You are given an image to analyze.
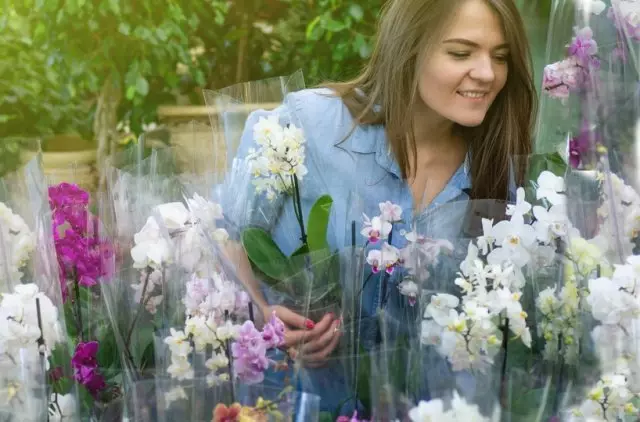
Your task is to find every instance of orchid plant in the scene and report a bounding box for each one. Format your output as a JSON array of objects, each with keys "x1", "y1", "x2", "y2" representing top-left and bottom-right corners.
[
  {"x1": 128, "y1": 193, "x2": 288, "y2": 408},
  {"x1": 47, "y1": 182, "x2": 124, "y2": 417},
  {"x1": 542, "y1": 0, "x2": 639, "y2": 169},
  {"x1": 417, "y1": 169, "x2": 603, "y2": 418},
  {"x1": 361, "y1": 201, "x2": 453, "y2": 308},
  {"x1": 0, "y1": 199, "x2": 77, "y2": 421},
  {"x1": 240, "y1": 115, "x2": 342, "y2": 317}
]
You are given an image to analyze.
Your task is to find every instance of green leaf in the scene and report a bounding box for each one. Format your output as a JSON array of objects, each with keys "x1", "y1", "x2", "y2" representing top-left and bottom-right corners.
[
  {"x1": 290, "y1": 244, "x2": 309, "y2": 257},
  {"x1": 544, "y1": 152, "x2": 568, "y2": 176},
  {"x1": 108, "y1": 0, "x2": 121, "y2": 15},
  {"x1": 132, "y1": 323, "x2": 155, "y2": 369},
  {"x1": 306, "y1": 16, "x2": 323, "y2": 41},
  {"x1": 136, "y1": 76, "x2": 149, "y2": 96},
  {"x1": 63, "y1": 303, "x2": 78, "y2": 338},
  {"x1": 319, "y1": 412, "x2": 334, "y2": 422},
  {"x1": 125, "y1": 85, "x2": 136, "y2": 100},
  {"x1": 96, "y1": 328, "x2": 121, "y2": 378},
  {"x1": 348, "y1": 4, "x2": 364, "y2": 21},
  {"x1": 242, "y1": 227, "x2": 292, "y2": 283},
  {"x1": 118, "y1": 22, "x2": 131, "y2": 36},
  {"x1": 324, "y1": 18, "x2": 346, "y2": 32},
  {"x1": 306, "y1": 194, "x2": 333, "y2": 253}
]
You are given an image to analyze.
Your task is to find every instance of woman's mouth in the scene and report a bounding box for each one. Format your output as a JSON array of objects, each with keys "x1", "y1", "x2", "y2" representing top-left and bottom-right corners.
[{"x1": 457, "y1": 91, "x2": 488, "y2": 101}]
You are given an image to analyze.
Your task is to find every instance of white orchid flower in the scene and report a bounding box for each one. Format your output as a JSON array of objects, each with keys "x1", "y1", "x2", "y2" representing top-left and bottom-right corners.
[{"x1": 536, "y1": 171, "x2": 566, "y2": 205}]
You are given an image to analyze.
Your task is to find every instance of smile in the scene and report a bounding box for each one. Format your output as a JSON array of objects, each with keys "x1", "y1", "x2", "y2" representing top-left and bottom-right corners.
[{"x1": 457, "y1": 91, "x2": 488, "y2": 99}]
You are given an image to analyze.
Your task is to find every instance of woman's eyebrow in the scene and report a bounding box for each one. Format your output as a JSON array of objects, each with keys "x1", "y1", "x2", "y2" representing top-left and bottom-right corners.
[{"x1": 442, "y1": 38, "x2": 510, "y2": 50}]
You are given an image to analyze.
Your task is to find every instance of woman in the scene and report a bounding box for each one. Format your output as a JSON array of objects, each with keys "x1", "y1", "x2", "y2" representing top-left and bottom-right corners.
[{"x1": 228, "y1": 0, "x2": 536, "y2": 413}]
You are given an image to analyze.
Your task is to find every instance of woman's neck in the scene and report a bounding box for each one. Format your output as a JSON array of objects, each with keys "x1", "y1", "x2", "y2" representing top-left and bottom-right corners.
[{"x1": 411, "y1": 107, "x2": 466, "y2": 169}]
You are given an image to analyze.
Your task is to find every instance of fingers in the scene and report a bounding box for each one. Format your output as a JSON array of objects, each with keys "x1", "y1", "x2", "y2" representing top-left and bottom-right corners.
[
  {"x1": 301, "y1": 318, "x2": 340, "y2": 354},
  {"x1": 283, "y1": 313, "x2": 334, "y2": 347},
  {"x1": 301, "y1": 322, "x2": 342, "y2": 365},
  {"x1": 272, "y1": 305, "x2": 314, "y2": 331}
]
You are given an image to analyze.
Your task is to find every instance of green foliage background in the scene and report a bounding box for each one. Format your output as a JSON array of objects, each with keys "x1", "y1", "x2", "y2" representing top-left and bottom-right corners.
[{"x1": 0, "y1": 0, "x2": 554, "y2": 142}]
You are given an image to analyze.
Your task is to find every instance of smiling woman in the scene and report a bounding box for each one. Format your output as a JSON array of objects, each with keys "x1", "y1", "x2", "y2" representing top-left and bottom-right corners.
[
  {"x1": 228, "y1": 0, "x2": 537, "y2": 415},
  {"x1": 327, "y1": 0, "x2": 536, "y2": 202}
]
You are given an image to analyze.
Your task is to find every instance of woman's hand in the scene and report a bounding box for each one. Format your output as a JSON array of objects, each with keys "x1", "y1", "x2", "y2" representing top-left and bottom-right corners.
[{"x1": 264, "y1": 305, "x2": 341, "y2": 368}]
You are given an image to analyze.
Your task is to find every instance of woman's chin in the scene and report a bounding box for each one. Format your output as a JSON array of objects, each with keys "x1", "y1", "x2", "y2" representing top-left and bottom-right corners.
[{"x1": 453, "y1": 113, "x2": 488, "y2": 128}]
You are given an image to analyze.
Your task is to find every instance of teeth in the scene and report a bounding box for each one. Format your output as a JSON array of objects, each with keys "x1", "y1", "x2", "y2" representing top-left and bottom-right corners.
[{"x1": 459, "y1": 91, "x2": 486, "y2": 98}]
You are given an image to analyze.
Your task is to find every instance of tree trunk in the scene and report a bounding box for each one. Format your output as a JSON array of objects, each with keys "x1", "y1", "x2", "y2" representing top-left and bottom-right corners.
[
  {"x1": 94, "y1": 74, "x2": 121, "y2": 192},
  {"x1": 235, "y1": 7, "x2": 252, "y2": 83}
]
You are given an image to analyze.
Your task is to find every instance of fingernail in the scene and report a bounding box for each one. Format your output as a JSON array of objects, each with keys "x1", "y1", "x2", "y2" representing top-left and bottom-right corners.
[
  {"x1": 304, "y1": 319, "x2": 315, "y2": 330},
  {"x1": 327, "y1": 312, "x2": 335, "y2": 319}
]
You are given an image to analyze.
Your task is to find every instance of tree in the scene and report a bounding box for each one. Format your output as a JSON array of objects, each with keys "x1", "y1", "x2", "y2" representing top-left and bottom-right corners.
[{"x1": 14, "y1": 0, "x2": 202, "y2": 180}]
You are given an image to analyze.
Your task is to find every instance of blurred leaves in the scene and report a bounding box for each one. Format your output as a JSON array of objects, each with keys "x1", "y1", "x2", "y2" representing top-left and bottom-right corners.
[
  {"x1": 1, "y1": 0, "x2": 552, "y2": 139},
  {"x1": 0, "y1": 10, "x2": 92, "y2": 138}
]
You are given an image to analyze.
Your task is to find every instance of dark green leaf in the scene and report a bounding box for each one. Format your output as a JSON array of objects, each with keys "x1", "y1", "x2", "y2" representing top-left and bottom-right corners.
[
  {"x1": 307, "y1": 194, "x2": 333, "y2": 253},
  {"x1": 242, "y1": 227, "x2": 292, "y2": 282},
  {"x1": 319, "y1": 412, "x2": 334, "y2": 422},
  {"x1": 291, "y1": 244, "x2": 309, "y2": 257},
  {"x1": 96, "y1": 328, "x2": 121, "y2": 378},
  {"x1": 324, "y1": 18, "x2": 346, "y2": 32},
  {"x1": 63, "y1": 303, "x2": 78, "y2": 338},
  {"x1": 306, "y1": 16, "x2": 323, "y2": 41}
]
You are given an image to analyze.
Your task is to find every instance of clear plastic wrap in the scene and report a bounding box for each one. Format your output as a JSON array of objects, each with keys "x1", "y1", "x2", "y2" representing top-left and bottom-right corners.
[{"x1": 0, "y1": 139, "x2": 78, "y2": 420}]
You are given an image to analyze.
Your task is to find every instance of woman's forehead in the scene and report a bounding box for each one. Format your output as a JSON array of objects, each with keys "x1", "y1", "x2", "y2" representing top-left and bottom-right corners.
[{"x1": 440, "y1": 0, "x2": 507, "y2": 48}]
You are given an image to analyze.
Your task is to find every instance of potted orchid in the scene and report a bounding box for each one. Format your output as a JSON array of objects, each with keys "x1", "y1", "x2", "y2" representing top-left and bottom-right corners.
[
  {"x1": 126, "y1": 193, "x2": 300, "y2": 419},
  {"x1": 0, "y1": 153, "x2": 78, "y2": 421},
  {"x1": 47, "y1": 182, "x2": 123, "y2": 420},
  {"x1": 239, "y1": 114, "x2": 343, "y2": 321}
]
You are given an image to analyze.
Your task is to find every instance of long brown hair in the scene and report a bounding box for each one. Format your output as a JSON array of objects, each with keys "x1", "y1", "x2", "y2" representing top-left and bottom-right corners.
[{"x1": 325, "y1": 0, "x2": 536, "y2": 200}]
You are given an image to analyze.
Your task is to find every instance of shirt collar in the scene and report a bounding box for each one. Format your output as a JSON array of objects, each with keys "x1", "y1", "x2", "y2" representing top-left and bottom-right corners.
[{"x1": 347, "y1": 123, "x2": 471, "y2": 191}]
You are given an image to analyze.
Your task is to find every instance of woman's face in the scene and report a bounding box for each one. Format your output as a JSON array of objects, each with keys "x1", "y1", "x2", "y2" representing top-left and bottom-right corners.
[{"x1": 417, "y1": 0, "x2": 509, "y2": 128}]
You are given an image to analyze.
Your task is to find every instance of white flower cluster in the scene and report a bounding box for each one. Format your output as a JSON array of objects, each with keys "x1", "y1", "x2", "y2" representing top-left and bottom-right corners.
[
  {"x1": 0, "y1": 284, "x2": 64, "y2": 419},
  {"x1": 163, "y1": 312, "x2": 239, "y2": 388},
  {"x1": 130, "y1": 194, "x2": 230, "y2": 314},
  {"x1": 567, "y1": 374, "x2": 638, "y2": 421},
  {"x1": 408, "y1": 391, "x2": 499, "y2": 422},
  {"x1": 421, "y1": 171, "x2": 576, "y2": 371},
  {"x1": 536, "y1": 280, "x2": 582, "y2": 363},
  {"x1": 163, "y1": 248, "x2": 249, "y2": 388},
  {"x1": 595, "y1": 172, "x2": 640, "y2": 258},
  {"x1": 247, "y1": 114, "x2": 308, "y2": 200},
  {"x1": 587, "y1": 255, "x2": 640, "y2": 391},
  {"x1": 0, "y1": 202, "x2": 36, "y2": 285}
]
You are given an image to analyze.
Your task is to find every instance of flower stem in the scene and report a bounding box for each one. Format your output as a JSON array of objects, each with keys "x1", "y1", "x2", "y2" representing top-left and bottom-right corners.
[
  {"x1": 35, "y1": 298, "x2": 45, "y2": 356},
  {"x1": 292, "y1": 175, "x2": 307, "y2": 245},
  {"x1": 499, "y1": 317, "x2": 510, "y2": 412},
  {"x1": 74, "y1": 276, "x2": 84, "y2": 342},
  {"x1": 126, "y1": 269, "x2": 152, "y2": 345},
  {"x1": 224, "y1": 311, "x2": 235, "y2": 403},
  {"x1": 379, "y1": 229, "x2": 394, "y2": 309},
  {"x1": 552, "y1": 334, "x2": 565, "y2": 417},
  {"x1": 123, "y1": 268, "x2": 153, "y2": 377}
]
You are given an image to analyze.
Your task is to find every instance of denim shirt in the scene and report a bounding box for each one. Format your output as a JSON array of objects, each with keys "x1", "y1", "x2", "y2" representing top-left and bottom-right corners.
[
  {"x1": 225, "y1": 88, "x2": 480, "y2": 413},
  {"x1": 228, "y1": 86, "x2": 475, "y2": 332}
]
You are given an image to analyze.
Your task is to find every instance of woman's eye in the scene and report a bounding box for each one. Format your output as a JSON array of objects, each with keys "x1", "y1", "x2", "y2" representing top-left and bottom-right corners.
[
  {"x1": 494, "y1": 55, "x2": 509, "y2": 63},
  {"x1": 448, "y1": 52, "x2": 470, "y2": 59}
]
